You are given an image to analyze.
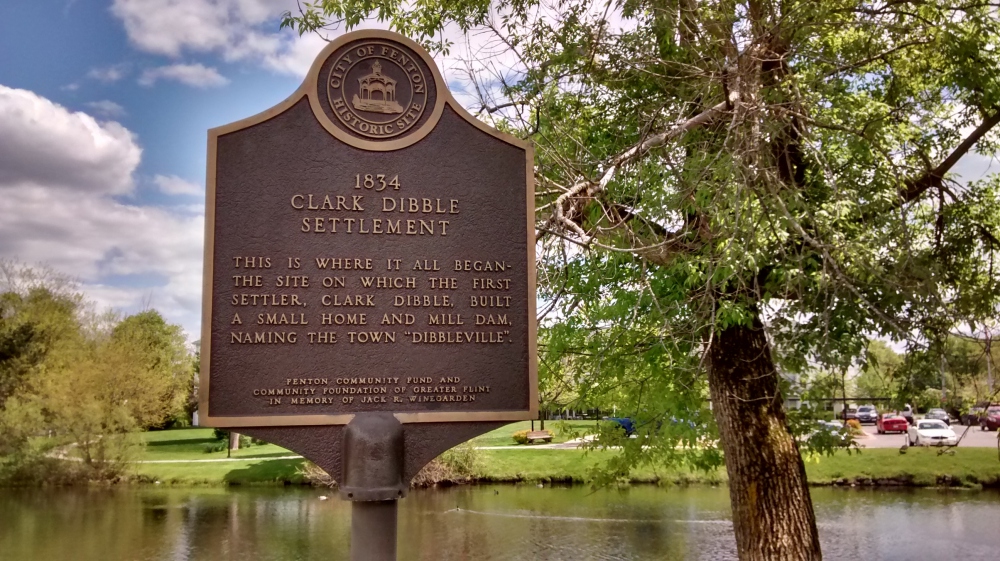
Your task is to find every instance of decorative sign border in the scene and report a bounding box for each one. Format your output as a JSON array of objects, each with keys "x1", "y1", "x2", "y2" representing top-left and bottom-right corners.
[{"x1": 199, "y1": 30, "x2": 537, "y2": 427}]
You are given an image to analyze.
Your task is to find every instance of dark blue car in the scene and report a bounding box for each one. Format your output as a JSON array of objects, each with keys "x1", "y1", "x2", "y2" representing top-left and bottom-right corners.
[
  {"x1": 609, "y1": 416, "x2": 698, "y2": 437},
  {"x1": 609, "y1": 417, "x2": 635, "y2": 436}
]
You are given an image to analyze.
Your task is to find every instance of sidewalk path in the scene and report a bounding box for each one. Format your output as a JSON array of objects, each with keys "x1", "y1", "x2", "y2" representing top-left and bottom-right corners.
[{"x1": 477, "y1": 437, "x2": 592, "y2": 451}]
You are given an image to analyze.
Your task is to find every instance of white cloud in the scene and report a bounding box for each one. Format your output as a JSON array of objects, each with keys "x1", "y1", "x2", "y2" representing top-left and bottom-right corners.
[
  {"x1": 0, "y1": 86, "x2": 204, "y2": 339},
  {"x1": 259, "y1": 32, "x2": 330, "y2": 76},
  {"x1": 108, "y1": 0, "x2": 489, "y2": 84},
  {"x1": 111, "y1": 0, "x2": 328, "y2": 76},
  {"x1": 154, "y1": 174, "x2": 202, "y2": 196},
  {"x1": 85, "y1": 100, "x2": 127, "y2": 118},
  {"x1": 953, "y1": 152, "x2": 1000, "y2": 184},
  {"x1": 87, "y1": 64, "x2": 128, "y2": 83},
  {"x1": 0, "y1": 85, "x2": 141, "y2": 195},
  {"x1": 112, "y1": 0, "x2": 276, "y2": 57},
  {"x1": 139, "y1": 63, "x2": 230, "y2": 88}
]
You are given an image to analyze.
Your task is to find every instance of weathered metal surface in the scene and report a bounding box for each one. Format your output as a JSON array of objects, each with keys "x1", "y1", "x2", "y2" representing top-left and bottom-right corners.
[
  {"x1": 340, "y1": 413, "x2": 407, "y2": 501},
  {"x1": 351, "y1": 501, "x2": 398, "y2": 561},
  {"x1": 200, "y1": 30, "x2": 536, "y2": 428},
  {"x1": 240, "y1": 420, "x2": 507, "y2": 484}
]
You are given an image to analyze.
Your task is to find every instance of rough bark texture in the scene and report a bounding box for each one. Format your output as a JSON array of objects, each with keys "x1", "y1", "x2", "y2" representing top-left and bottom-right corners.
[{"x1": 708, "y1": 317, "x2": 822, "y2": 560}]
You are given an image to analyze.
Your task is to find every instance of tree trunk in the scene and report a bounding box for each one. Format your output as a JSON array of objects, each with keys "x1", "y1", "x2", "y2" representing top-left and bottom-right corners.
[{"x1": 707, "y1": 317, "x2": 822, "y2": 560}]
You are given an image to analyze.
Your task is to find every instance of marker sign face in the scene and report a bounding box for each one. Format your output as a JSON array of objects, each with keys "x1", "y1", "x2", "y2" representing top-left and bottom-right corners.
[{"x1": 200, "y1": 31, "x2": 536, "y2": 427}]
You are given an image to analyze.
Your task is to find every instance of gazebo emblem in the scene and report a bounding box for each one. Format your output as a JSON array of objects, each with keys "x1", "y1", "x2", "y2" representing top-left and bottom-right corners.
[{"x1": 352, "y1": 61, "x2": 405, "y2": 114}]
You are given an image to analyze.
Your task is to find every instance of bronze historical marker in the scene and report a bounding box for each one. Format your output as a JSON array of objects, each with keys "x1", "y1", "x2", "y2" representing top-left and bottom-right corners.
[{"x1": 200, "y1": 31, "x2": 536, "y2": 429}]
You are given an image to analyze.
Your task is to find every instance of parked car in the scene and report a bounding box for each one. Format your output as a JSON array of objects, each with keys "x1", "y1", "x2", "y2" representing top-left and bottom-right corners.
[
  {"x1": 608, "y1": 417, "x2": 677, "y2": 437},
  {"x1": 908, "y1": 419, "x2": 958, "y2": 446},
  {"x1": 980, "y1": 406, "x2": 1000, "y2": 431},
  {"x1": 809, "y1": 421, "x2": 850, "y2": 447},
  {"x1": 877, "y1": 413, "x2": 908, "y2": 434},
  {"x1": 609, "y1": 417, "x2": 635, "y2": 436},
  {"x1": 961, "y1": 406, "x2": 985, "y2": 426},
  {"x1": 856, "y1": 405, "x2": 878, "y2": 424},
  {"x1": 842, "y1": 407, "x2": 858, "y2": 421},
  {"x1": 925, "y1": 408, "x2": 950, "y2": 425}
]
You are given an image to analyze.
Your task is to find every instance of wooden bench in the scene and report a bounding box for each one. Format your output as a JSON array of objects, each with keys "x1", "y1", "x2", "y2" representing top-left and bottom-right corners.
[{"x1": 526, "y1": 430, "x2": 553, "y2": 444}]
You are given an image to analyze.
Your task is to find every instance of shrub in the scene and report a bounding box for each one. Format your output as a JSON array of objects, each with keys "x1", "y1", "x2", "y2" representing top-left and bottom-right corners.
[
  {"x1": 202, "y1": 434, "x2": 262, "y2": 452},
  {"x1": 846, "y1": 419, "x2": 864, "y2": 435},
  {"x1": 440, "y1": 442, "x2": 481, "y2": 475},
  {"x1": 412, "y1": 442, "x2": 483, "y2": 486},
  {"x1": 512, "y1": 430, "x2": 530, "y2": 445},
  {"x1": 203, "y1": 442, "x2": 227, "y2": 453},
  {"x1": 297, "y1": 461, "x2": 336, "y2": 487},
  {"x1": 210, "y1": 430, "x2": 263, "y2": 448}
]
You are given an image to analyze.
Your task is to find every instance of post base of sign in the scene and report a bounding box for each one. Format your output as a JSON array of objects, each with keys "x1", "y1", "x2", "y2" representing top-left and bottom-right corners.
[
  {"x1": 351, "y1": 501, "x2": 398, "y2": 561},
  {"x1": 341, "y1": 413, "x2": 406, "y2": 560}
]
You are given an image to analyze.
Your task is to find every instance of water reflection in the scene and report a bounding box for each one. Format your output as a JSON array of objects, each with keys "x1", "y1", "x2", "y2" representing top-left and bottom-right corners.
[{"x1": 1, "y1": 485, "x2": 999, "y2": 560}]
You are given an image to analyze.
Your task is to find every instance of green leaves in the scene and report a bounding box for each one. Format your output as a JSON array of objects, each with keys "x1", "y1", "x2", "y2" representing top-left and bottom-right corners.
[
  {"x1": 285, "y1": 0, "x2": 1000, "y2": 483},
  {"x1": 0, "y1": 262, "x2": 194, "y2": 482}
]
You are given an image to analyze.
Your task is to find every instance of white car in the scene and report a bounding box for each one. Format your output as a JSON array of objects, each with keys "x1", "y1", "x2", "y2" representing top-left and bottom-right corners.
[{"x1": 907, "y1": 419, "x2": 958, "y2": 446}]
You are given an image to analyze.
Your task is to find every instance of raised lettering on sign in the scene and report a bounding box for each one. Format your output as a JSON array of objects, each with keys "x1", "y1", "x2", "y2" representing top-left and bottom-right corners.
[{"x1": 202, "y1": 30, "x2": 533, "y2": 426}]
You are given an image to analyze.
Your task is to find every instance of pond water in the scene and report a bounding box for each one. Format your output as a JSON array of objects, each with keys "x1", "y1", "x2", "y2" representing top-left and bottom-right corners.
[{"x1": 2, "y1": 484, "x2": 999, "y2": 560}]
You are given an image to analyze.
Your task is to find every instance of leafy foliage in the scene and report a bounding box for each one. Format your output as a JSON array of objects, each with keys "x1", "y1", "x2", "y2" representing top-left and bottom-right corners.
[
  {"x1": 284, "y1": 2, "x2": 1000, "y2": 553},
  {"x1": 0, "y1": 260, "x2": 193, "y2": 483},
  {"x1": 288, "y1": 0, "x2": 999, "y2": 456}
]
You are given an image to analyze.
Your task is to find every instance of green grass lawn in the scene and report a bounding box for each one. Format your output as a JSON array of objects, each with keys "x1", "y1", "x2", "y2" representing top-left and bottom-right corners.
[
  {"x1": 474, "y1": 449, "x2": 722, "y2": 484},
  {"x1": 134, "y1": 458, "x2": 307, "y2": 485},
  {"x1": 803, "y1": 447, "x2": 1000, "y2": 486},
  {"x1": 475, "y1": 447, "x2": 1000, "y2": 487},
  {"x1": 139, "y1": 421, "x2": 598, "y2": 462},
  {"x1": 140, "y1": 428, "x2": 294, "y2": 461},
  {"x1": 134, "y1": 428, "x2": 304, "y2": 485},
  {"x1": 131, "y1": 428, "x2": 1000, "y2": 488}
]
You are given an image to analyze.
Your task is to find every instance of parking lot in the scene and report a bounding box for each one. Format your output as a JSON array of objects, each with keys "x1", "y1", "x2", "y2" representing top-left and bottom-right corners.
[{"x1": 855, "y1": 422, "x2": 1000, "y2": 448}]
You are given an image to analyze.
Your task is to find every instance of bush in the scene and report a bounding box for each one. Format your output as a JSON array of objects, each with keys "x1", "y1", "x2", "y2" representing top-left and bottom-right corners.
[
  {"x1": 203, "y1": 442, "x2": 227, "y2": 453},
  {"x1": 210, "y1": 430, "x2": 263, "y2": 448},
  {"x1": 202, "y1": 434, "x2": 263, "y2": 452},
  {"x1": 297, "y1": 461, "x2": 336, "y2": 487},
  {"x1": 412, "y1": 442, "x2": 483, "y2": 486},
  {"x1": 845, "y1": 419, "x2": 864, "y2": 435},
  {"x1": 512, "y1": 430, "x2": 530, "y2": 445},
  {"x1": 440, "y1": 442, "x2": 482, "y2": 475}
]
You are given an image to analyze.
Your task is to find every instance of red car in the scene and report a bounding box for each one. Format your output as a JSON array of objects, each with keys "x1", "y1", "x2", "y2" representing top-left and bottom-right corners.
[
  {"x1": 877, "y1": 413, "x2": 908, "y2": 434},
  {"x1": 980, "y1": 407, "x2": 1000, "y2": 431}
]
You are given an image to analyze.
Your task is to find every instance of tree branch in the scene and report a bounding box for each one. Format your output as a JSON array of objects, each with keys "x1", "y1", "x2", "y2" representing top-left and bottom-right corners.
[
  {"x1": 900, "y1": 109, "x2": 1000, "y2": 203},
  {"x1": 539, "y1": 100, "x2": 729, "y2": 244}
]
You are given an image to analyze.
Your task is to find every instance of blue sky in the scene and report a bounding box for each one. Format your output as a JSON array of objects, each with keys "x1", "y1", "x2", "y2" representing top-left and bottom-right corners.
[
  {"x1": 0, "y1": 0, "x2": 335, "y2": 339},
  {"x1": 0, "y1": 1, "x2": 997, "y2": 342}
]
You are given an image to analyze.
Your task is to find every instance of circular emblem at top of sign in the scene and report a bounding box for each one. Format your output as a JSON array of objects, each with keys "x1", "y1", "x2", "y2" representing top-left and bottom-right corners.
[{"x1": 321, "y1": 37, "x2": 437, "y2": 146}]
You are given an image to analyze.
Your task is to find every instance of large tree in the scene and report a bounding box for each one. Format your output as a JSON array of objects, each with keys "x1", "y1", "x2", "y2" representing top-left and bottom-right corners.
[{"x1": 287, "y1": 2, "x2": 1000, "y2": 558}]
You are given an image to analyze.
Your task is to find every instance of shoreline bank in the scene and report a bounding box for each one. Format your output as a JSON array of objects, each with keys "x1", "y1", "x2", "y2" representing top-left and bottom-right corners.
[
  {"x1": 119, "y1": 447, "x2": 1000, "y2": 490},
  {"x1": 7, "y1": 427, "x2": 1000, "y2": 490}
]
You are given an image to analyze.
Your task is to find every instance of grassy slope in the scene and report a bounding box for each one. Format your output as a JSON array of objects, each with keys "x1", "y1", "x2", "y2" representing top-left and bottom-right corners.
[
  {"x1": 141, "y1": 429, "x2": 294, "y2": 460},
  {"x1": 135, "y1": 429, "x2": 305, "y2": 485},
  {"x1": 134, "y1": 428, "x2": 1000, "y2": 487},
  {"x1": 803, "y1": 447, "x2": 1000, "y2": 486},
  {"x1": 134, "y1": 458, "x2": 307, "y2": 485}
]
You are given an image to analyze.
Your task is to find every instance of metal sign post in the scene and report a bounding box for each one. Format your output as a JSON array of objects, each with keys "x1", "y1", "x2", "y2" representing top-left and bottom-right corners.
[
  {"x1": 341, "y1": 413, "x2": 405, "y2": 560},
  {"x1": 200, "y1": 29, "x2": 536, "y2": 559}
]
